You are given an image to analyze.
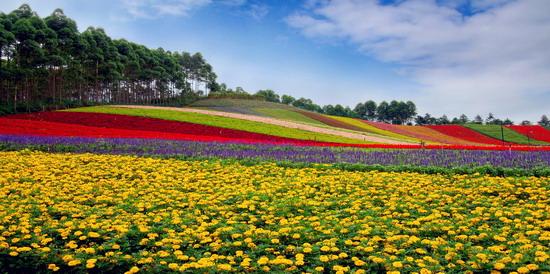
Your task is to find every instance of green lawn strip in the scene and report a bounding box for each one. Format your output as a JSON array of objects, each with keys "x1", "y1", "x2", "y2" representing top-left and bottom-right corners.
[
  {"x1": 190, "y1": 98, "x2": 294, "y2": 110},
  {"x1": 253, "y1": 108, "x2": 328, "y2": 126},
  {"x1": 67, "y1": 106, "x2": 371, "y2": 144},
  {"x1": 464, "y1": 124, "x2": 549, "y2": 145}
]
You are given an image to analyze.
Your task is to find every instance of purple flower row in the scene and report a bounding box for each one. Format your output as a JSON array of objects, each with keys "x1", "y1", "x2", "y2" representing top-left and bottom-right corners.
[{"x1": 1, "y1": 134, "x2": 550, "y2": 169}]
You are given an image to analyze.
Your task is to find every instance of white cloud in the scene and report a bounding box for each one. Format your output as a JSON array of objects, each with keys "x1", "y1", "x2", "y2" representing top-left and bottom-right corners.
[
  {"x1": 248, "y1": 4, "x2": 269, "y2": 20},
  {"x1": 122, "y1": 0, "x2": 211, "y2": 18},
  {"x1": 286, "y1": 0, "x2": 550, "y2": 120}
]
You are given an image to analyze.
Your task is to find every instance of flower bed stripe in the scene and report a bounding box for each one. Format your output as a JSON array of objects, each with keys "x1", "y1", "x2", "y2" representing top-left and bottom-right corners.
[
  {"x1": 506, "y1": 125, "x2": 550, "y2": 142},
  {"x1": 425, "y1": 125, "x2": 511, "y2": 146},
  {"x1": 364, "y1": 121, "x2": 481, "y2": 145}
]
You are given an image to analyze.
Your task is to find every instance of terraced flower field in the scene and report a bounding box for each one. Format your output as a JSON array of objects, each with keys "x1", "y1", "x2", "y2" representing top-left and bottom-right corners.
[
  {"x1": 507, "y1": 125, "x2": 550, "y2": 143},
  {"x1": 365, "y1": 122, "x2": 481, "y2": 145},
  {"x1": 465, "y1": 124, "x2": 549, "y2": 145},
  {"x1": 426, "y1": 125, "x2": 511, "y2": 146},
  {"x1": 1, "y1": 151, "x2": 549, "y2": 273},
  {"x1": 68, "y1": 106, "x2": 368, "y2": 144}
]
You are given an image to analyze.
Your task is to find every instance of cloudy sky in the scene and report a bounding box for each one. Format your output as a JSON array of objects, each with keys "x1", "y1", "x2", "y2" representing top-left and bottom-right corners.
[{"x1": 2, "y1": 0, "x2": 549, "y2": 121}]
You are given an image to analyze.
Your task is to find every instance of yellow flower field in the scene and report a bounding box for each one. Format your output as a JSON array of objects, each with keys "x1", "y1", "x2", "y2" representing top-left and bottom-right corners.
[{"x1": 0, "y1": 151, "x2": 549, "y2": 273}]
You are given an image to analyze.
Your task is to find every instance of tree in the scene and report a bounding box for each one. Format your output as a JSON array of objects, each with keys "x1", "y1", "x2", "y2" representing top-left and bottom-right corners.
[
  {"x1": 521, "y1": 120, "x2": 532, "y2": 125},
  {"x1": 364, "y1": 100, "x2": 377, "y2": 120},
  {"x1": 414, "y1": 115, "x2": 426, "y2": 125},
  {"x1": 255, "y1": 89, "x2": 280, "y2": 103},
  {"x1": 353, "y1": 102, "x2": 366, "y2": 118},
  {"x1": 437, "y1": 115, "x2": 450, "y2": 125},
  {"x1": 486, "y1": 113, "x2": 496, "y2": 124},
  {"x1": 281, "y1": 94, "x2": 295, "y2": 105},
  {"x1": 458, "y1": 114, "x2": 469, "y2": 124},
  {"x1": 376, "y1": 101, "x2": 389, "y2": 122},
  {"x1": 538, "y1": 115, "x2": 549, "y2": 127},
  {"x1": 0, "y1": 4, "x2": 218, "y2": 113},
  {"x1": 473, "y1": 115, "x2": 483, "y2": 124},
  {"x1": 503, "y1": 118, "x2": 514, "y2": 125}
]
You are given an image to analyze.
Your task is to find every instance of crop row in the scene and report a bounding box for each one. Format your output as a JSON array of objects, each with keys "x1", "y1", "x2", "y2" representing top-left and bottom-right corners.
[{"x1": 507, "y1": 125, "x2": 550, "y2": 143}]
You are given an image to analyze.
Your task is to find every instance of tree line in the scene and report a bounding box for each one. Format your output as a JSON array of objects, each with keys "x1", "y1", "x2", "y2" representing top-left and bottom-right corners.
[
  {"x1": 0, "y1": 5, "x2": 218, "y2": 114},
  {"x1": 210, "y1": 88, "x2": 418, "y2": 125}
]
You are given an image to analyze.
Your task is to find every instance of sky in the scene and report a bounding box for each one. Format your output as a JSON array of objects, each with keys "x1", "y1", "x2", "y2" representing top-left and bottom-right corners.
[{"x1": 2, "y1": 0, "x2": 549, "y2": 122}]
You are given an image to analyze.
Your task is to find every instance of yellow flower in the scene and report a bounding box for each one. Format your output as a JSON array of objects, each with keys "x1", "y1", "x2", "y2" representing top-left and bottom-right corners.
[
  {"x1": 68, "y1": 260, "x2": 81, "y2": 266},
  {"x1": 124, "y1": 266, "x2": 140, "y2": 274},
  {"x1": 257, "y1": 256, "x2": 269, "y2": 265},
  {"x1": 48, "y1": 264, "x2": 60, "y2": 271},
  {"x1": 517, "y1": 267, "x2": 530, "y2": 274},
  {"x1": 88, "y1": 232, "x2": 100, "y2": 238},
  {"x1": 393, "y1": 261, "x2": 403, "y2": 268},
  {"x1": 319, "y1": 255, "x2": 330, "y2": 262},
  {"x1": 494, "y1": 263, "x2": 505, "y2": 270}
]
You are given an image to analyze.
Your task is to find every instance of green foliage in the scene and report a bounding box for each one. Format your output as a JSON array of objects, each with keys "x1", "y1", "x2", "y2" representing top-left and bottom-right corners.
[
  {"x1": 69, "y1": 106, "x2": 368, "y2": 144},
  {"x1": 464, "y1": 124, "x2": 549, "y2": 145},
  {"x1": 254, "y1": 89, "x2": 280, "y2": 103},
  {"x1": 253, "y1": 108, "x2": 327, "y2": 126},
  {"x1": 0, "y1": 5, "x2": 217, "y2": 114}
]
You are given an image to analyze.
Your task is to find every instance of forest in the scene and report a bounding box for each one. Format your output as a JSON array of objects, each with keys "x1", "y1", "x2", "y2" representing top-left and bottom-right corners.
[{"x1": 0, "y1": 5, "x2": 217, "y2": 114}]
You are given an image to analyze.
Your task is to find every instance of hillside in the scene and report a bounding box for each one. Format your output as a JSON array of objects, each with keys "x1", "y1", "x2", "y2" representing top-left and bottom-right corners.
[
  {"x1": 465, "y1": 124, "x2": 549, "y2": 145},
  {"x1": 69, "y1": 106, "x2": 417, "y2": 144},
  {"x1": 192, "y1": 99, "x2": 423, "y2": 144}
]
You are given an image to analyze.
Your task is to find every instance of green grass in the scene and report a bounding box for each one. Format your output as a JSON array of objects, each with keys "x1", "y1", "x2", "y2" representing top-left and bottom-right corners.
[
  {"x1": 191, "y1": 98, "x2": 295, "y2": 110},
  {"x1": 253, "y1": 108, "x2": 327, "y2": 126},
  {"x1": 465, "y1": 124, "x2": 549, "y2": 145},
  {"x1": 67, "y1": 106, "x2": 370, "y2": 144}
]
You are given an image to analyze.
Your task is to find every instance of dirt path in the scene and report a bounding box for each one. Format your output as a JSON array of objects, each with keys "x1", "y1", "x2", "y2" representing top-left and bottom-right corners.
[{"x1": 112, "y1": 105, "x2": 414, "y2": 144}]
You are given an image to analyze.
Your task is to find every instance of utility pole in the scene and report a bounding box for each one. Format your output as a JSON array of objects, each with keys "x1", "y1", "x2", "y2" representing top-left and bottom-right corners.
[{"x1": 500, "y1": 123, "x2": 505, "y2": 142}]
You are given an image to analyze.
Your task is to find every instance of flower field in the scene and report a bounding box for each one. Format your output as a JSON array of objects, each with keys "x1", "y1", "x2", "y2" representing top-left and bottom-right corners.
[
  {"x1": 425, "y1": 125, "x2": 511, "y2": 146},
  {"x1": 68, "y1": 106, "x2": 367, "y2": 144},
  {"x1": 365, "y1": 121, "x2": 481, "y2": 145},
  {"x1": 507, "y1": 125, "x2": 550, "y2": 143},
  {"x1": 464, "y1": 124, "x2": 549, "y2": 145},
  {"x1": 2, "y1": 135, "x2": 550, "y2": 173},
  {"x1": 1, "y1": 107, "x2": 550, "y2": 273},
  {"x1": 4, "y1": 112, "x2": 344, "y2": 146},
  {"x1": 1, "y1": 151, "x2": 549, "y2": 273}
]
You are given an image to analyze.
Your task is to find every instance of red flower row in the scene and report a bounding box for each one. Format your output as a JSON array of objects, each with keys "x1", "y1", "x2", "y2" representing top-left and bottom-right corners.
[
  {"x1": 506, "y1": 125, "x2": 550, "y2": 143},
  {"x1": 425, "y1": 125, "x2": 510, "y2": 146}
]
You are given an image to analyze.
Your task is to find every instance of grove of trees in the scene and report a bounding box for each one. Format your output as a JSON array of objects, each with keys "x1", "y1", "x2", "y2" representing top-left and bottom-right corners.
[{"x1": 0, "y1": 5, "x2": 218, "y2": 114}]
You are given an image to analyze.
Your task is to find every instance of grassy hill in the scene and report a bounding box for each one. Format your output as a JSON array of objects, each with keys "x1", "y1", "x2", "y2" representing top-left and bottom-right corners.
[
  {"x1": 191, "y1": 99, "x2": 328, "y2": 126},
  {"x1": 465, "y1": 124, "x2": 549, "y2": 145},
  {"x1": 192, "y1": 99, "x2": 419, "y2": 143}
]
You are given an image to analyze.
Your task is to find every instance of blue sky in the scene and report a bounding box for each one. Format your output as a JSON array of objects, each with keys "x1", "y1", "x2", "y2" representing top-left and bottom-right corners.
[{"x1": 2, "y1": 0, "x2": 549, "y2": 121}]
